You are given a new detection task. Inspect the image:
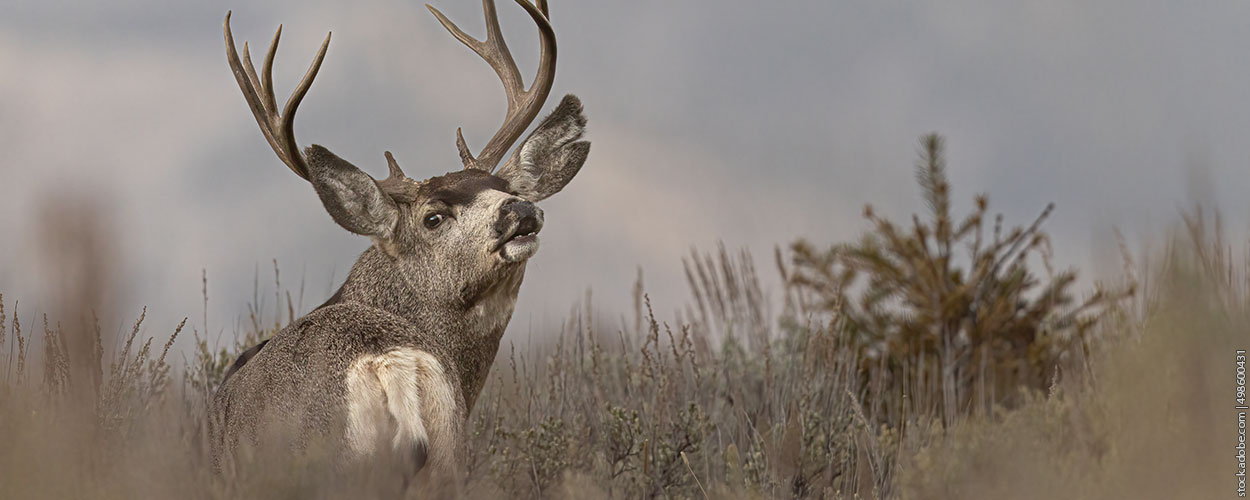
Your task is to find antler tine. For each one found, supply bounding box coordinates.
[378,151,425,203]
[426,0,558,173]
[260,26,281,115]
[224,11,331,180]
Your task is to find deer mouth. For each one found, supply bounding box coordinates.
[497,216,542,262]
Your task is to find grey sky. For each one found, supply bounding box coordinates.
[2,0,1247,349]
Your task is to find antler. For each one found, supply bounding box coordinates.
[427,0,557,173]
[224,11,331,180]
[376,151,426,203]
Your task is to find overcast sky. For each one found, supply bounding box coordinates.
[2,0,1247,351]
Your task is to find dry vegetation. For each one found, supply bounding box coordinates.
[0,135,1239,499]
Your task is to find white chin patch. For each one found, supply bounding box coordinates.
[500,235,540,263]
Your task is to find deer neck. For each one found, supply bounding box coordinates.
[333,246,524,410]
[455,263,525,409]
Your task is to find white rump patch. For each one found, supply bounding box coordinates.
[344,348,456,464]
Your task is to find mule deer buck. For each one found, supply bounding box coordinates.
[210,0,589,488]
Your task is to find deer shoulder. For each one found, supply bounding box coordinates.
[214,304,464,473]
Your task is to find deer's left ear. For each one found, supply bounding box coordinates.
[495,95,590,202]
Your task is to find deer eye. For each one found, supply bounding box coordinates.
[423,213,446,229]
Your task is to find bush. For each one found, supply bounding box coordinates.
[788,134,1130,424]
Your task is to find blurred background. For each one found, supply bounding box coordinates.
[1,0,1247,347]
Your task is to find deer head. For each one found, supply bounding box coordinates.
[222,0,589,308]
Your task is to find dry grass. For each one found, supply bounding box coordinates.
[896,211,1238,500]
[0,189,1238,498]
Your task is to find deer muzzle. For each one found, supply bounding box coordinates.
[494,199,544,262]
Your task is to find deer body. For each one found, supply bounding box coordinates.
[214,241,521,475]
[210,0,589,486]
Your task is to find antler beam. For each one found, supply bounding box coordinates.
[224,11,331,180]
[426,0,557,173]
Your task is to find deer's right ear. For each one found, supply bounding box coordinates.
[305,145,400,242]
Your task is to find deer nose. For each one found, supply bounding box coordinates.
[492,198,542,238]
[501,198,542,222]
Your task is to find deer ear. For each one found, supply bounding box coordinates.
[305,145,399,241]
[495,95,591,202]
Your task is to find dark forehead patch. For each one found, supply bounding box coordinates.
[422,170,510,206]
